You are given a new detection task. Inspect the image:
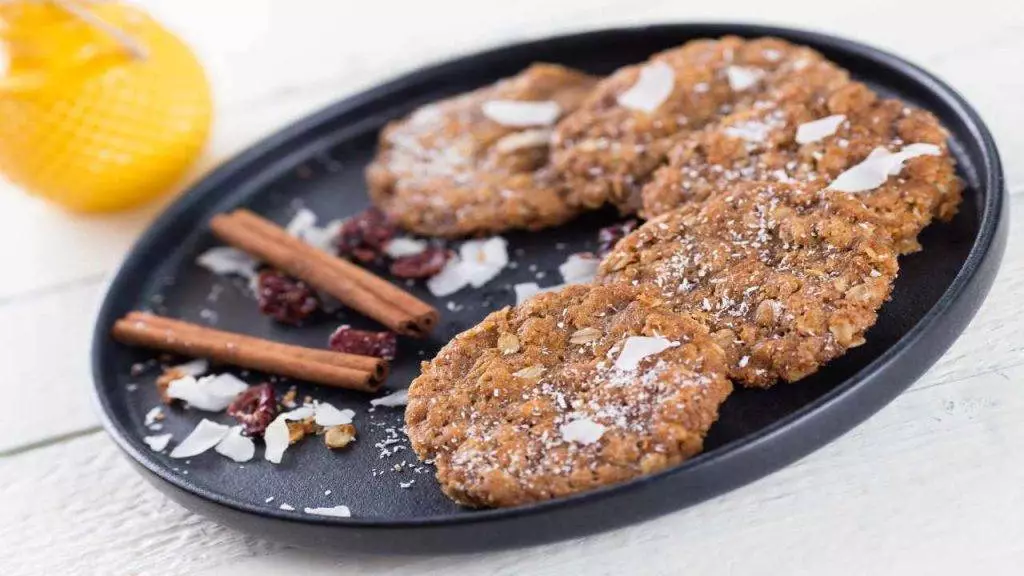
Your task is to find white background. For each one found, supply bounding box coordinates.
[2,0,1023,574]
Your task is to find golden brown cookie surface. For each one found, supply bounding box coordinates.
[599,182,899,387]
[366,64,597,238]
[642,82,962,253]
[405,283,732,508]
[551,36,849,214]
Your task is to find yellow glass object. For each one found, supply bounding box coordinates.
[0,1,213,212]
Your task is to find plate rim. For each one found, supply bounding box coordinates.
[90,22,1007,534]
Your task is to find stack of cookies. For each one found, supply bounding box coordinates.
[365,37,963,508]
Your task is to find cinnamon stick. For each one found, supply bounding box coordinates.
[210,211,438,337]
[125,311,387,380]
[112,313,384,392]
[233,209,439,332]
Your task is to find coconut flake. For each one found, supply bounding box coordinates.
[494,128,553,153]
[795,114,846,144]
[303,219,344,253]
[263,416,290,464]
[426,255,468,297]
[172,359,209,378]
[370,389,409,407]
[281,405,316,421]
[196,247,259,280]
[286,208,318,237]
[143,433,172,452]
[314,402,355,426]
[613,336,679,371]
[724,121,772,143]
[144,406,164,428]
[828,143,942,193]
[169,419,230,458]
[458,237,508,288]
[482,100,560,127]
[285,209,343,252]
[726,66,765,91]
[514,282,543,304]
[560,418,606,445]
[214,426,255,462]
[166,373,249,412]
[513,282,566,305]
[558,254,600,285]
[279,503,295,511]
[617,61,675,113]
[304,505,351,518]
[383,237,428,258]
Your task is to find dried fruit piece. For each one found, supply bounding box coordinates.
[257,269,319,325]
[227,383,278,436]
[286,419,315,444]
[337,207,396,263]
[597,219,638,256]
[324,424,357,449]
[328,325,398,360]
[497,333,520,355]
[389,247,451,279]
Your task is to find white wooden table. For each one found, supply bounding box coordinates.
[2,1,1022,574]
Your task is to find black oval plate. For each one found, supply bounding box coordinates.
[91,24,1006,554]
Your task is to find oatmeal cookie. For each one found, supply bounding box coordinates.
[642,81,962,253]
[405,283,732,508]
[599,182,899,387]
[551,36,849,213]
[366,63,598,237]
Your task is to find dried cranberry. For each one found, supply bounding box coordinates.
[597,219,638,256]
[337,207,396,263]
[389,247,451,279]
[228,383,277,436]
[257,269,319,325]
[328,325,398,360]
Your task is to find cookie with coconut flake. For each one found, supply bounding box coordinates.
[405,283,732,508]
[599,182,899,387]
[642,81,962,253]
[366,64,597,238]
[550,36,849,214]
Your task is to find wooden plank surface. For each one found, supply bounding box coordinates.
[2,0,1023,573]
